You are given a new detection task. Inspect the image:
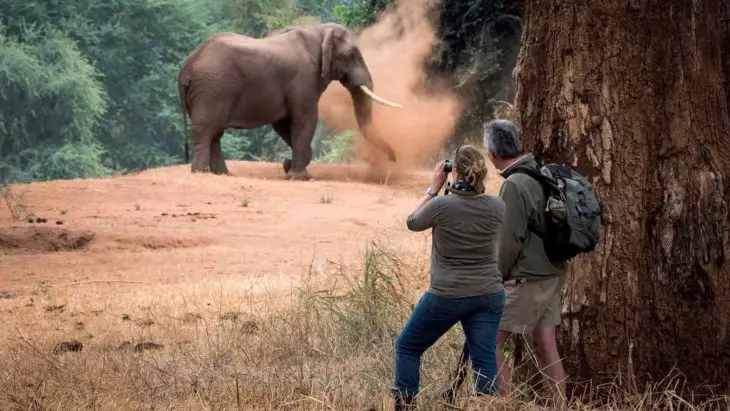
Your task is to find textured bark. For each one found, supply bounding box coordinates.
[513,0,730,395]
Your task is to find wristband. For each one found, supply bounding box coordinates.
[425,187,438,198]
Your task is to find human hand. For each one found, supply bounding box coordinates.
[430,160,449,193]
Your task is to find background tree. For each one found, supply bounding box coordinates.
[0,0,224,180]
[0,25,108,182]
[513,0,730,396]
[426,0,523,149]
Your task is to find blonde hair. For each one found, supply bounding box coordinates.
[454,144,488,194]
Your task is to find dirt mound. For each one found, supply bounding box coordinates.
[0,226,95,254]
[0,226,210,255]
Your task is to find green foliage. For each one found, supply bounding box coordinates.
[225,0,302,36]
[313,130,356,164]
[333,0,387,29]
[69,0,223,171]
[221,120,357,164]
[27,142,111,181]
[0,24,107,184]
[221,128,291,162]
[297,0,342,23]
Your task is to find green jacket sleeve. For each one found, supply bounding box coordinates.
[406,197,443,232]
[498,179,528,280]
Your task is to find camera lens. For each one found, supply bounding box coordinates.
[443,160,452,173]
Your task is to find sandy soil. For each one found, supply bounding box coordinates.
[0,161,450,291]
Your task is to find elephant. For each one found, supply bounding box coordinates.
[177,23,402,180]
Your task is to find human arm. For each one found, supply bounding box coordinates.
[406,161,449,231]
[406,194,445,231]
[498,179,528,279]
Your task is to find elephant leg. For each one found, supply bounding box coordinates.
[209,132,230,175]
[272,118,293,174]
[287,115,317,180]
[189,97,232,174]
[191,123,214,173]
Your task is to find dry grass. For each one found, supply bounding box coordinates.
[0,242,728,410]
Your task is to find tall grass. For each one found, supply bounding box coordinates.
[0,242,727,410]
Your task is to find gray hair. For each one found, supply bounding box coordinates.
[483,119,523,159]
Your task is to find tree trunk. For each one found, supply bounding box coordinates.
[513,0,730,397]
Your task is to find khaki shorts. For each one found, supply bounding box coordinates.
[498,274,566,335]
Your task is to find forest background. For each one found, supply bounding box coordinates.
[0,0,523,184]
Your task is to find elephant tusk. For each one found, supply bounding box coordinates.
[359,85,402,108]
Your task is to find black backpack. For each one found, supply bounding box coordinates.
[511,163,603,262]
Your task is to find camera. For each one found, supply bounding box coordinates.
[443,160,453,173]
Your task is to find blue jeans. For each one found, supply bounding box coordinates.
[391,290,505,398]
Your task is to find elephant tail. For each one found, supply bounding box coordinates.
[178,74,191,164]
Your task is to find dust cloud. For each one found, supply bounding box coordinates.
[317,0,463,176]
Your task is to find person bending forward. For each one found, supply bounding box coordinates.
[391,145,506,410]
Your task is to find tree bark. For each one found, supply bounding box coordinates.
[513,0,730,397]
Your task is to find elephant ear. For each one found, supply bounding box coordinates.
[320,28,335,85]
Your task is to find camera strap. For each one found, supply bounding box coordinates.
[447,180,478,197]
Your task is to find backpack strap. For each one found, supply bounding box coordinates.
[508,164,560,195]
[506,164,558,240]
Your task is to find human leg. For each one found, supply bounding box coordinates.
[392,292,461,401]
[496,279,544,396]
[495,330,513,396]
[532,274,568,408]
[460,290,505,396]
[532,326,567,409]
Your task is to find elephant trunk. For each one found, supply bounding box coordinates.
[350,87,398,162]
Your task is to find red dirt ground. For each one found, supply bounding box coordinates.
[0,161,502,297]
[0,162,411,291]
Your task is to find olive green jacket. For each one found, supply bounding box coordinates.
[497,154,567,281]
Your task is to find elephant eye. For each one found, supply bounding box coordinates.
[343,45,358,60]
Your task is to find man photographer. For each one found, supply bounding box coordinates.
[391,145,506,410]
[483,119,568,407]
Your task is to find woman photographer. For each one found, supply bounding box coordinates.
[391,145,506,409]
